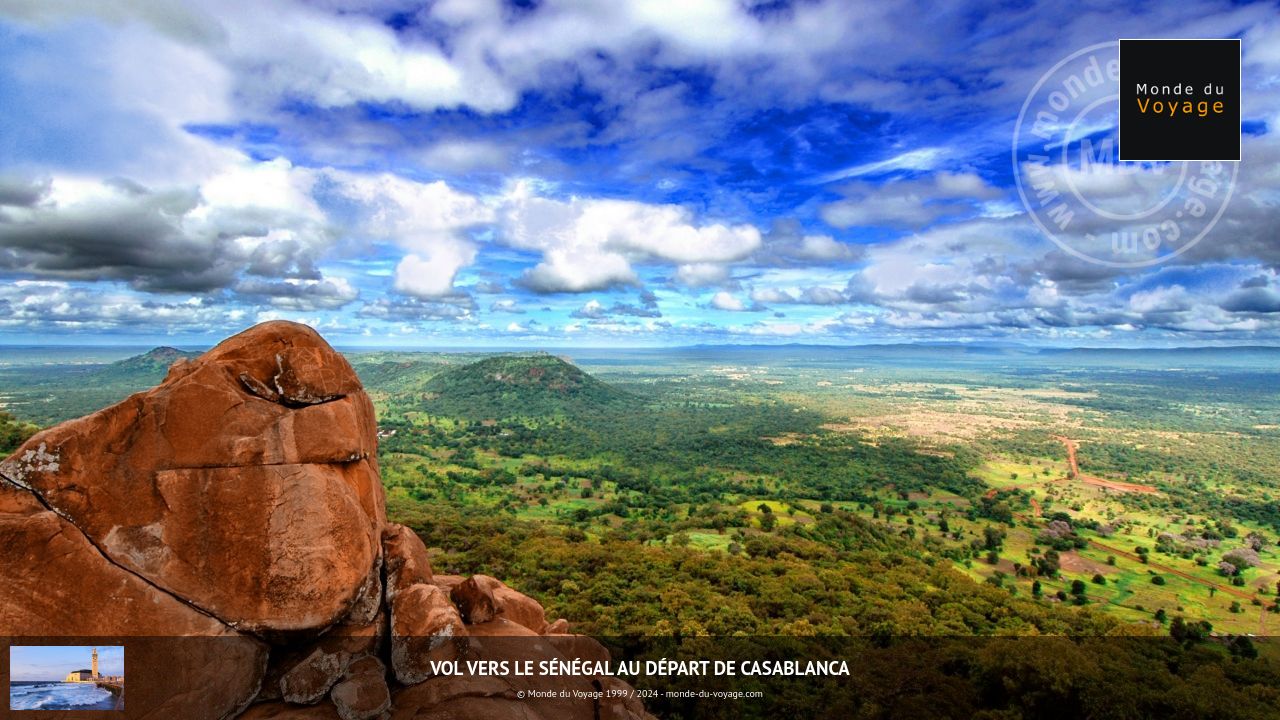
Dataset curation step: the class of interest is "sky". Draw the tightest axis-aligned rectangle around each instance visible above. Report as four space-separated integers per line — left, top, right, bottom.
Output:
0 0 1278 347
9 645 124 681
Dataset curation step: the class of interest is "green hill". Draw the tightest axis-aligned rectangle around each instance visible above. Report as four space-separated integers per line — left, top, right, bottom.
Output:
91 346 200 385
421 354 630 419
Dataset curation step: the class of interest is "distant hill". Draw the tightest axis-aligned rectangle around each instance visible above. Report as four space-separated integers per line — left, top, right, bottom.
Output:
421 354 630 419
90 346 200 385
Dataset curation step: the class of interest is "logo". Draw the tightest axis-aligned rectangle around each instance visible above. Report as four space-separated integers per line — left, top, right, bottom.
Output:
1119 39 1241 161
1012 42 1237 268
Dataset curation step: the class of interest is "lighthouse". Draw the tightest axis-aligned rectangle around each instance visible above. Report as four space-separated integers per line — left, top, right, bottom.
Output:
92 647 99 679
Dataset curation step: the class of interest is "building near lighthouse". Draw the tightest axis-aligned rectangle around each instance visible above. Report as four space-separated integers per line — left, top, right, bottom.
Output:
63 669 94 682
64 647 113 683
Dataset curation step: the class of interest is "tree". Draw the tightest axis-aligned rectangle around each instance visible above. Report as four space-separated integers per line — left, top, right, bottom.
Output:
759 513 777 532
1229 635 1258 659
1091 573 1106 585
1151 575 1166 586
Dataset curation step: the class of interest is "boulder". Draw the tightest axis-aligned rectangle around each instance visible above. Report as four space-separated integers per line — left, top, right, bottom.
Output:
0 321 385 636
390 583 467 684
431 574 466 592
0 482 267 720
330 655 392 720
382 523 433 597
451 574 549 633
256 612 384 706
279 647 350 705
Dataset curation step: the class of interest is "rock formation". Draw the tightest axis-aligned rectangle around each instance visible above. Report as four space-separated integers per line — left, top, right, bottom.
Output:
0 321 652 720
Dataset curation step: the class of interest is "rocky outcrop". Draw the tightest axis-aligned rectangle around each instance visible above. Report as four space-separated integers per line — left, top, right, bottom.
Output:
0 321 651 720
0 321 382 636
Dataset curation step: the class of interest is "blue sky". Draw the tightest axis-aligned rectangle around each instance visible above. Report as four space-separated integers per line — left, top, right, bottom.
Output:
9 646 124 681
0 1 1278 347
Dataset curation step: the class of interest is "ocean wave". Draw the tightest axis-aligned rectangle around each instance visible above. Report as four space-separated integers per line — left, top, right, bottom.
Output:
9 682 116 710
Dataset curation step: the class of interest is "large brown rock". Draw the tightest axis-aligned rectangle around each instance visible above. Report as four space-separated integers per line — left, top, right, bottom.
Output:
330 655 392 720
0 321 385 635
279 647 350 705
383 523 433 597
390 583 467 684
0 481 268 720
451 574 549 634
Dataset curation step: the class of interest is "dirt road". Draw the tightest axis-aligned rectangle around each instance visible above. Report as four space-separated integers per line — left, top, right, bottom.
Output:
1085 538 1257 601
1053 435 1158 494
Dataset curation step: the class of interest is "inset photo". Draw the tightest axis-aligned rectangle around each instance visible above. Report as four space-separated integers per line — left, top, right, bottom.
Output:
9 645 124 711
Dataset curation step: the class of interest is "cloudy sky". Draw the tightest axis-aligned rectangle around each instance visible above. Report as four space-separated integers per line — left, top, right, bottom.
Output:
0 0 1278 347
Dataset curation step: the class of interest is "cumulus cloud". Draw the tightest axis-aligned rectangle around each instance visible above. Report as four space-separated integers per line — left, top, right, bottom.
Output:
488 298 524 313
501 181 760 293
357 294 476 322
4 0 1280 343
752 220 862 267
0 279 239 332
710 291 759 312
332 171 493 298
750 284 846 306
0 160 338 297
232 276 357 310
674 262 733 288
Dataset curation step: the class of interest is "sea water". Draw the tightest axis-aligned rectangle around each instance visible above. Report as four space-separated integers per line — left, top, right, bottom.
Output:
8 681 118 710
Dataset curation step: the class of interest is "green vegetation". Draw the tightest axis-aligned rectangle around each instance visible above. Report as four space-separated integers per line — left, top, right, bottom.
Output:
4 344 1279 645
0 410 37 454
418 353 632 419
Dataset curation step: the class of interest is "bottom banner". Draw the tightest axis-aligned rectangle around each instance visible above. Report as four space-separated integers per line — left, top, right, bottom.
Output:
4 635 1277 719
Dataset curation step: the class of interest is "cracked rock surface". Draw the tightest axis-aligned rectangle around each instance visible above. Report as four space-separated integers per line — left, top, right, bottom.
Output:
0 320 651 720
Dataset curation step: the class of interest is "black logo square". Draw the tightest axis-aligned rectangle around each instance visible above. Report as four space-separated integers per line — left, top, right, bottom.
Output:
1119 38 1240 161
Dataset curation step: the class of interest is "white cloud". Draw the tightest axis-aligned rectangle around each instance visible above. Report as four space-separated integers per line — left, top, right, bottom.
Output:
814 147 946 184
675 262 732 287
488 298 523 313
710 291 746 311
332 171 493 298
0 279 237 332
749 287 795 304
392 244 476 299
501 181 760 293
